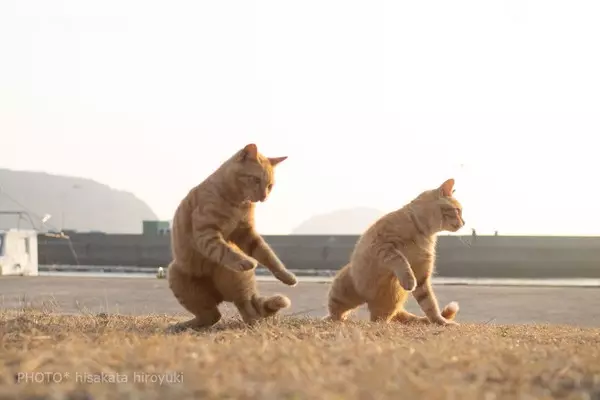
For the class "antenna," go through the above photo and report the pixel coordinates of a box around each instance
[0,185,79,264]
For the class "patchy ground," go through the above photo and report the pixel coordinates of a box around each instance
[0,308,599,400]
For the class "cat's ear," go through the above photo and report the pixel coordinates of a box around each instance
[268,156,287,166]
[240,143,259,161]
[439,178,455,197]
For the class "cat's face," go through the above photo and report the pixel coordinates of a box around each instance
[414,178,465,233]
[232,143,287,203]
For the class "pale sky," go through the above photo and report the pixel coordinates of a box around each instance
[1,0,600,235]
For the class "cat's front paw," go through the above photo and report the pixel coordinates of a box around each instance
[398,272,417,292]
[275,270,298,286]
[229,258,258,272]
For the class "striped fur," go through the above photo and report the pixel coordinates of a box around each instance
[326,178,465,325]
[167,143,297,331]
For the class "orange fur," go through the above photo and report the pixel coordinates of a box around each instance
[167,143,297,331]
[326,178,464,325]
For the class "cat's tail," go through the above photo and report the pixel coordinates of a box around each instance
[324,263,365,322]
[236,294,291,325]
[441,301,460,320]
[257,294,291,315]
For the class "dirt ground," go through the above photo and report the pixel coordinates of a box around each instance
[1,276,600,326]
[1,277,600,399]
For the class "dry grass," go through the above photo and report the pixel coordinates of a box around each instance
[0,304,599,400]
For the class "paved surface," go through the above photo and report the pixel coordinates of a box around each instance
[1,276,599,327]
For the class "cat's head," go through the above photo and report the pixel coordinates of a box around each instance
[412,178,465,233]
[228,143,287,203]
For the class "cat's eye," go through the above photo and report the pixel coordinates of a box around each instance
[442,207,461,218]
[267,184,273,191]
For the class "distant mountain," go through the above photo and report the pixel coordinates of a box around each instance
[0,169,158,233]
[291,207,385,235]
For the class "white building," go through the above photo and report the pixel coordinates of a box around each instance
[0,229,39,276]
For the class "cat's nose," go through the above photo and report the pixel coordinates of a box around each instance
[259,190,268,202]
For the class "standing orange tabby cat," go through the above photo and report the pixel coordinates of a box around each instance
[326,178,464,325]
[167,143,297,331]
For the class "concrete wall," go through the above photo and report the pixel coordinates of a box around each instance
[37,233,600,278]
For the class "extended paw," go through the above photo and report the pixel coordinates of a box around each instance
[229,257,257,272]
[275,270,298,286]
[399,272,417,292]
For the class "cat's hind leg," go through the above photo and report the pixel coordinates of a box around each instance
[211,265,291,325]
[393,302,460,325]
[366,281,409,323]
[166,308,222,333]
[393,310,430,324]
[167,263,224,332]
[326,264,365,322]
[367,299,402,323]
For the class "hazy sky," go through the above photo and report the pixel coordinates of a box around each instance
[2,0,599,235]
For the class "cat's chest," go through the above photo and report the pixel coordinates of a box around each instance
[404,237,436,263]
[217,206,250,238]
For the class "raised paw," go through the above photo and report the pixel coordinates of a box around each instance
[275,270,298,286]
[399,272,417,292]
[229,258,257,272]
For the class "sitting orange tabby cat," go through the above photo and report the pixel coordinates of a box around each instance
[326,178,464,325]
[167,143,298,331]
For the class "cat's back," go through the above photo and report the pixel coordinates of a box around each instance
[345,211,405,294]
[172,182,205,234]
[350,206,435,269]
[170,180,223,256]
[352,210,411,258]
[170,183,199,253]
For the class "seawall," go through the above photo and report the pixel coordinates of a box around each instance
[37,233,600,278]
